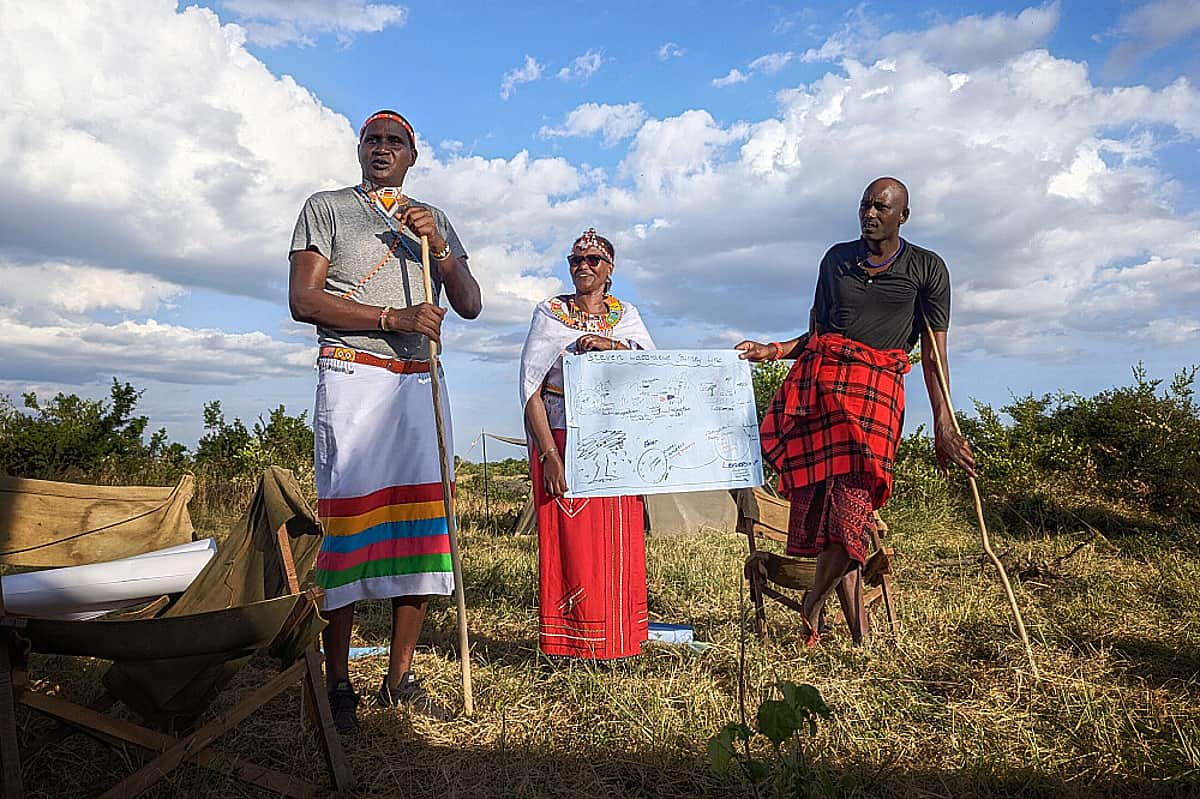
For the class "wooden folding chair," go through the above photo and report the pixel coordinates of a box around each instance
[739,487,899,642]
[0,471,354,799]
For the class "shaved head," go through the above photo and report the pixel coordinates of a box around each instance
[866,177,909,211]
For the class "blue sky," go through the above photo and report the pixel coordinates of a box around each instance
[2,0,1198,459]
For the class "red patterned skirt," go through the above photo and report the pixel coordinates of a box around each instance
[530,429,648,659]
[786,473,876,565]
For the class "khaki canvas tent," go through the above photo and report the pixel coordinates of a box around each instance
[0,468,352,799]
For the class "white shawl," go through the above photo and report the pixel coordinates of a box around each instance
[518,296,656,410]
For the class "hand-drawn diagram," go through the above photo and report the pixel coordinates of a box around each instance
[562,350,764,497]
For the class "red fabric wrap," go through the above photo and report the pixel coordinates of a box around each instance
[529,429,648,659]
[760,331,911,509]
[785,474,876,565]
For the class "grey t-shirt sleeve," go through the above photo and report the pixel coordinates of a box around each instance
[290,193,335,259]
[428,206,470,292]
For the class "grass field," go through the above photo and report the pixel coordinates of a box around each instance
[13,470,1200,798]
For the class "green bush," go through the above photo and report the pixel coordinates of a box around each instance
[195,401,314,484]
[751,360,789,425]
[895,364,1200,531]
[0,379,185,482]
[1052,364,1199,517]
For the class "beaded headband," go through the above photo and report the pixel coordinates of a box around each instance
[359,111,416,147]
[572,228,613,260]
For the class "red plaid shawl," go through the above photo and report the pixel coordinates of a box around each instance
[761,332,911,508]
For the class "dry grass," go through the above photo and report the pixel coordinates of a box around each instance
[11,477,1200,798]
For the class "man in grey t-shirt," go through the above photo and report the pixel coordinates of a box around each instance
[289,110,482,733]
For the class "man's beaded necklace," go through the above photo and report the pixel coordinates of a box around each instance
[863,238,906,271]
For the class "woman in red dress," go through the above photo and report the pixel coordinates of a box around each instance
[518,229,656,659]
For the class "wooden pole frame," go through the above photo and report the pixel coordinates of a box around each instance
[420,235,475,717]
[922,320,1039,678]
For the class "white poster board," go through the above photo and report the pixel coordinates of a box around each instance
[562,349,764,497]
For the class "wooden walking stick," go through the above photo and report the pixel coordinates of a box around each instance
[922,319,1039,679]
[420,234,475,716]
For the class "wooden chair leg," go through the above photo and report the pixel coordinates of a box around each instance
[741,518,769,643]
[749,574,768,642]
[301,647,353,794]
[880,573,900,636]
[98,660,306,799]
[0,635,25,799]
[21,692,318,799]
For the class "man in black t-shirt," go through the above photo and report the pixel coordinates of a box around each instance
[738,177,975,644]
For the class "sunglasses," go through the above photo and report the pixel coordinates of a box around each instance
[567,254,611,268]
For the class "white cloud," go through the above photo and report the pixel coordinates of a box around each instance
[748,52,795,74]
[0,0,358,302]
[0,262,185,319]
[802,3,1060,71]
[0,0,587,376]
[712,52,794,87]
[220,0,408,47]
[1105,0,1200,76]
[556,50,604,82]
[712,69,750,88]
[539,103,648,147]
[0,314,311,386]
[657,42,685,61]
[613,47,1200,357]
[500,55,545,100]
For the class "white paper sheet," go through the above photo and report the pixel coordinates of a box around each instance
[562,349,764,497]
[1,538,217,619]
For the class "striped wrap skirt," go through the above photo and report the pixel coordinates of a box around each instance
[313,352,454,611]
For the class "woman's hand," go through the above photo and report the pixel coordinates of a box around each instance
[541,450,569,497]
[575,334,620,353]
[735,340,773,362]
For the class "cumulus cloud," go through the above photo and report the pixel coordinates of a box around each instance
[220,0,408,47]
[609,47,1200,360]
[0,314,311,386]
[556,50,604,82]
[712,52,795,87]
[539,103,648,147]
[500,55,545,100]
[802,3,1060,71]
[0,262,185,319]
[1104,0,1200,77]
[657,42,685,61]
[0,0,592,381]
[712,69,750,88]
[0,0,358,302]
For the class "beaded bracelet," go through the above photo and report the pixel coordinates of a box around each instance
[769,341,784,360]
[431,242,452,261]
[379,306,392,332]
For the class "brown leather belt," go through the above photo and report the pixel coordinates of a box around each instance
[319,346,430,374]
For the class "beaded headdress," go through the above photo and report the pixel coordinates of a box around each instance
[572,228,613,260]
[358,110,416,147]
